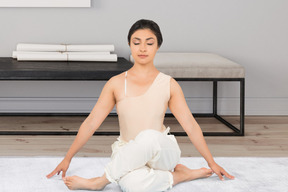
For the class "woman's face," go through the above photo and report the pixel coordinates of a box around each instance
[130,29,159,65]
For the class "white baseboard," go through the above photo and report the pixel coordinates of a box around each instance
[0,97,287,115]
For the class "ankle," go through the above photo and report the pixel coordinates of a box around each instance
[101,174,110,185]
[172,171,184,186]
[91,176,110,190]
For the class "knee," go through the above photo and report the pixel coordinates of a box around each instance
[120,179,153,192]
[119,168,171,192]
[119,167,152,192]
[119,176,146,192]
[120,181,141,192]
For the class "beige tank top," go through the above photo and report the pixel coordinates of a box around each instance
[116,71,171,142]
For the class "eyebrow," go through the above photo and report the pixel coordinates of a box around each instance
[133,37,155,41]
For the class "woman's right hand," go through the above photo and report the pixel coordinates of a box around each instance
[46,158,71,179]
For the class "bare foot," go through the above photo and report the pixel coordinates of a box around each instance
[63,175,109,190]
[172,164,213,186]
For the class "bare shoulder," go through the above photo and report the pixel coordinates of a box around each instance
[170,77,183,98]
[105,72,126,102]
[106,72,125,89]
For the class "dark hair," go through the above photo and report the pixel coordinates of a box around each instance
[128,19,163,48]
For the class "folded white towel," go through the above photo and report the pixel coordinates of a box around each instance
[16,52,117,62]
[16,44,115,52]
[68,54,117,62]
[67,45,115,52]
[12,51,111,59]
[17,52,66,61]
[17,44,65,52]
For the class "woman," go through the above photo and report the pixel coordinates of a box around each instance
[47,19,234,192]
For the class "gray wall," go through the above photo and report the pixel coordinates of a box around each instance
[1,0,288,115]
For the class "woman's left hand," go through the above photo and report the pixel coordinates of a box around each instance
[209,162,235,181]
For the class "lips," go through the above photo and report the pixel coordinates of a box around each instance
[138,55,148,59]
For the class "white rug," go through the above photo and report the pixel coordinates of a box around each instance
[0,157,287,192]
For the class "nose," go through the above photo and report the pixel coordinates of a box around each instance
[140,43,147,52]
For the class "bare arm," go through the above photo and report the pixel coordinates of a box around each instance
[47,77,116,178]
[168,78,234,180]
[64,78,116,161]
[168,78,215,165]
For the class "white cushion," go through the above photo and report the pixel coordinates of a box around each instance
[130,52,245,78]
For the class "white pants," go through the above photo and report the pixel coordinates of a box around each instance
[105,128,181,192]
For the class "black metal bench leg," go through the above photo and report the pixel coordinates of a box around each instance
[240,79,245,136]
[201,81,237,136]
[210,80,244,136]
[213,81,217,116]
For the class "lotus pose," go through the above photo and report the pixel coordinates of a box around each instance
[47,19,234,192]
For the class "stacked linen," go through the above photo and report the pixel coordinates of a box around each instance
[12,43,117,62]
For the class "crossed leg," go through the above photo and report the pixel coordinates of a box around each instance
[63,129,213,191]
[63,164,213,191]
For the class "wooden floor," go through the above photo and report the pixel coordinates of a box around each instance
[0,116,287,157]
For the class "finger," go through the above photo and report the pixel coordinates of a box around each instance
[62,170,66,178]
[46,169,58,178]
[47,170,58,178]
[216,172,224,181]
[223,171,235,179]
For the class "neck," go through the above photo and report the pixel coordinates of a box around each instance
[130,61,158,76]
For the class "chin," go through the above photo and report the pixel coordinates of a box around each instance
[136,60,150,65]
[135,58,152,65]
